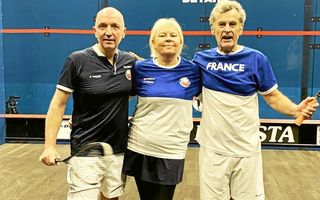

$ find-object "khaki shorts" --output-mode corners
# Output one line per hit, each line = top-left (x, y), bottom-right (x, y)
(66, 153), (126, 200)
(199, 147), (264, 200)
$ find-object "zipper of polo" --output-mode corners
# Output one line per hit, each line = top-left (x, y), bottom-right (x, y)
(113, 62), (117, 75)
(113, 53), (117, 75)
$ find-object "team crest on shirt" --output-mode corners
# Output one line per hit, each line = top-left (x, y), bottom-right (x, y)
(125, 70), (132, 80)
(179, 77), (190, 88)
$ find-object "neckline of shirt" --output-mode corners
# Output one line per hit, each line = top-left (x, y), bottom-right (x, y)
(216, 45), (244, 55)
(92, 44), (119, 57)
(152, 56), (181, 69)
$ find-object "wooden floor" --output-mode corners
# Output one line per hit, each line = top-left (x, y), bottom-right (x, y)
(1, 144), (320, 200)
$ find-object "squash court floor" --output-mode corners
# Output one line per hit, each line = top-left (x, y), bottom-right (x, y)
(1, 143), (320, 200)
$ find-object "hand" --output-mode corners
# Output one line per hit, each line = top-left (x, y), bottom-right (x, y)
(129, 51), (144, 60)
(68, 118), (72, 129)
(297, 97), (319, 118)
(39, 146), (60, 166)
(192, 96), (203, 112)
(295, 97), (319, 126)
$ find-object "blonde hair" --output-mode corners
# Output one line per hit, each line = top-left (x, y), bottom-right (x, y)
(149, 18), (184, 57)
(209, 0), (246, 27)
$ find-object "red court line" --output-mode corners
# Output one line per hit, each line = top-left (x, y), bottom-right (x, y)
(1, 29), (320, 36)
(0, 29), (94, 34)
(243, 30), (320, 36)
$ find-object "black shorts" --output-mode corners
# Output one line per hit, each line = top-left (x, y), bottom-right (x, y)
(122, 149), (185, 185)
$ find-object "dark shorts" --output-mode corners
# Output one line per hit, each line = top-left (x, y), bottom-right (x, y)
(122, 149), (185, 185)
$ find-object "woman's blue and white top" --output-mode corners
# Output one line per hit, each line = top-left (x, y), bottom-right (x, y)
(128, 57), (201, 159)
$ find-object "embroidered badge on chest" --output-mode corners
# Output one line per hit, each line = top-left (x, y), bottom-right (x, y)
(179, 77), (190, 88)
(125, 70), (132, 80)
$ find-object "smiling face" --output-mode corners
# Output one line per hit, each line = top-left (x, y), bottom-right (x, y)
(149, 19), (184, 60)
(211, 9), (243, 53)
(93, 8), (126, 55)
(152, 23), (182, 58)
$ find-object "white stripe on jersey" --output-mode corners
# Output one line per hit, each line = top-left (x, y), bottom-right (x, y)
(128, 97), (193, 159)
(57, 84), (74, 93)
(196, 87), (262, 157)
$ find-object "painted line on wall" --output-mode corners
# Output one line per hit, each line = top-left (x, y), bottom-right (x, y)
(1, 114), (320, 124)
(1, 29), (320, 36)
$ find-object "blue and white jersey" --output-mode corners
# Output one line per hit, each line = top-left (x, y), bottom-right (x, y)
(128, 57), (201, 159)
(193, 46), (278, 157)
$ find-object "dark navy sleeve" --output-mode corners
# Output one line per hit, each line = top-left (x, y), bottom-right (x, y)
(130, 62), (137, 96)
(58, 56), (77, 90)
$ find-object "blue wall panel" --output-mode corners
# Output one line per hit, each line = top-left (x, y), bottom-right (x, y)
(0, 0), (5, 143)
(242, 0), (304, 30)
(2, 0), (100, 114)
(3, 34), (96, 113)
(111, 0), (211, 59)
(3, 0), (99, 29)
(109, 1), (213, 30)
(110, 0), (309, 119)
(1, 0), (319, 120)
(311, 0), (320, 119)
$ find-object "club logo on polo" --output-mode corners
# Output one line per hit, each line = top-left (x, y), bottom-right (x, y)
(125, 70), (131, 80)
(179, 77), (190, 88)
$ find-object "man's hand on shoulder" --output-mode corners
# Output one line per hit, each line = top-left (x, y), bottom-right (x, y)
(129, 51), (144, 60)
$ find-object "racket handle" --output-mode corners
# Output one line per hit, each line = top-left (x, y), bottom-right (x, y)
(294, 99), (317, 126)
(294, 115), (304, 126)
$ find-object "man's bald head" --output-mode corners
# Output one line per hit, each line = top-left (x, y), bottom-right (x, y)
(95, 7), (125, 28)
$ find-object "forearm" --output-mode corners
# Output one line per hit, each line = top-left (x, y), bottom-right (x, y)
(263, 89), (299, 118)
(44, 89), (69, 148)
(45, 105), (66, 148)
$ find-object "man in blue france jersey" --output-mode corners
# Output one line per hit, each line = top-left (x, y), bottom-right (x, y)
(39, 7), (135, 200)
(193, 0), (319, 200)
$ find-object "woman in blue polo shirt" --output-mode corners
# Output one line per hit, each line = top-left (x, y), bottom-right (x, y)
(122, 18), (201, 200)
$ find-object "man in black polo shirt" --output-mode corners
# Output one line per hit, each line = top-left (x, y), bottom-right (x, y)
(39, 7), (135, 200)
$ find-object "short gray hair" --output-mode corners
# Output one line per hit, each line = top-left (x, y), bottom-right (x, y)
(209, 0), (246, 28)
